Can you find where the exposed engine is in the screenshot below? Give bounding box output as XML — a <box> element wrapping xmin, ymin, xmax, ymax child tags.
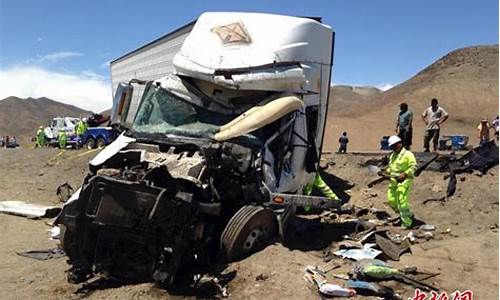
<box><xmin>58</xmin><ymin>139</ymin><xmax>268</xmax><ymax>286</ymax></box>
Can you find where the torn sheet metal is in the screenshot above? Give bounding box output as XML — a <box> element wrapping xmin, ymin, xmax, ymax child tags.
<box><xmin>0</xmin><ymin>201</ymin><xmax>61</xmax><ymax>218</ymax></box>
<box><xmin>17</xmin><ymin>248</ymin><xmax>65</xmax><ymax>260</ymax></box>
<box><xmin>334</xmin><ymin>243</ymin><xmax>382</xmax><ymax>261</ymax></box>
<box><xmin>90</xmin><ymin>133</ymin><xmax>136</xmax><ymax>166</ymax></box>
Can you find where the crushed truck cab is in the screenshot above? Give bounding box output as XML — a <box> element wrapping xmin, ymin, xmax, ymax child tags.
<box><xmin>58</xmin><ymin>12</ymin><xmax>335</xmax><ymax>286</ymax></box>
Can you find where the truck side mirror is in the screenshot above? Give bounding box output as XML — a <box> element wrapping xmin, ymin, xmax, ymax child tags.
<box><xmin>111</xmin><ymin>83</ymin><xmax>133</xmax><ymax>127</ymax></box>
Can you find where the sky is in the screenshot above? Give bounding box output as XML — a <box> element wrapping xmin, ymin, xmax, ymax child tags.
<box><xmin>0</xmin><ymin>0</ymin><xmax>498</xmax><ymax>112</ymax></box>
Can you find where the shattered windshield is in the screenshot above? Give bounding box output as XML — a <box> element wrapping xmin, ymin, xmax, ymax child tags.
<box><xmin>132</xmin><ymin>85</ymin><xmax>233</xmax><ymax>138</ymax></box>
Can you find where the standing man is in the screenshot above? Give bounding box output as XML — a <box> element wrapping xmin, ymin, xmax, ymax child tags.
<box><xmin>379</xmin><ymin>136</ymin><xmax>416</xmax><ymax>228</ymax></box>
<box><xmin>477</xmin><ymin>117</ymin><xmax>492</xmax><ymax>145</ymax></box>
<box><xmin>422</xmin><ymin>98</ymin><xmax>448</xmax><ymax>152</ymax></box>
<box><xmin>395</xmin><ymin>102</ymin><xmax>413</xmax><ymax>149</ymax></box>
<box><xmin>338</xmin><ymin>131</ymin><xmax>349</xmax><ymax>153</ymax></box>
<box><xmin>76</xmin><ymin>118</ymin><xmax>88</xmax><ymax>146</ymax></box>
<box><xmin>36</xmin><ymin>126</ymin><xmax>45</xmax><ymax>148</ymax></box>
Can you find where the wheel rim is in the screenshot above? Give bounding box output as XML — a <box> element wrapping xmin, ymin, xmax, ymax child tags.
<box><xmin>243</xmin><ymin>226</ymin><xmax>268</xmax><ymax>250</ymax></box>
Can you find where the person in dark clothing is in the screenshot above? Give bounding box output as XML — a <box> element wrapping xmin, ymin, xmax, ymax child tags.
<box><xmin>396</xmin><ymin>102</ymin><xmax>413</xmax><ymax>149</ymax></box>
<box><xmin>338</xmin><ymin>132</ymin><xmax>349</xmax><ymax>153</ymax></box>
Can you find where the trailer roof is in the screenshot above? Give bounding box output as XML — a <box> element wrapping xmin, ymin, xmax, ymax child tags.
<box><xmin>110</xmin><ymin>19</ymin><xmax>197</xmax><ymax>65</ymax></box>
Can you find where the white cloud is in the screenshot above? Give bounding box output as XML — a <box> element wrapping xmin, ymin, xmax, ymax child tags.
<box><xmin>37</xmin><ymin>51</ymin><xmax>83</xmax><ymax>62</ymax></box>
<box><xmin>376</xmin><ymin>83</ymin><xmax>394</xmax><ymax>91</ymax></box>
<box><xmin>0</xmin><ymin>65</ymin><xmax>112</xmax><ymax>112</ymax></box>
<box><xmin>99</xmin><ymin>60</ymin><xmax>111</xmax><ymax>69</ymax></box>
<box><xmin>36</xmin><ymin>37</ymin><xmax>43</xmax><ymax>42</ymax></box>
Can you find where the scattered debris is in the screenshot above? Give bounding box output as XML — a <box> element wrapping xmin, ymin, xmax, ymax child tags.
<box><xmin>193</xmin><ymin>274</ymin><xmax>229</xmax><ymax>298</ymax></box>
<box><xmin>334</xmin><ymin>243</ymin><xmax>382</xmax><ymax>261</ymax></box>
<box><xmin>375</xmin><ymin>233</ymin><xmax>411</xmax><ymax>261</ymax></box>
<box><xmin>56</xmin><ymin>182</ymin><xmax>74</xmax><ymax>203</ymax></box>
<box><xmin>420</xmin><ymin>224</ymin><xmax>436</xmax><ymax>231</ymax></box>
<box><xmin>17</xmin><ymin>247</ymin><xmax>65</xmax><ymax>260</ymax></box>
<box><xmin>255</xmin><ymin>274</ymin><xmax>269</xmax><ymax>281</ymax></box>
<box><xmin>345</xmin><ymin>279</ymin><xmax>401</xmax><ymax>299</ymax></box>
<box><xmin>48</xmin><ymin>226</ymin><xmax>60</xmax><ymax>240</ymax></box>
<box><xmin>319</xmin><ymin>283</ymin><xmax>356</xmax><ymax>297</ymax></box>
<box><xmin>0</xmin><ymin>201</ymin><xmax>61</xmax><ymax>218</ymax></box>
<box><xmin>353</xmin><ymin>259</ymin><xmax>438</xmax><ymax>292</ymax></box>
<box><xmin>304</xmin><ymin>266</ymin><xmax>356</xmax><ymax>297</ymax></box>
<box><xmin>404</xmin><ymin>231</ymin><xmax>416</xmax><ymax>243</ymax></box>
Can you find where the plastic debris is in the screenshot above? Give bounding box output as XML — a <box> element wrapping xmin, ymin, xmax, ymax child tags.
<box><xmin>345</xmin><ymin>280</ymin><xmax>400</xmax><ymax>299</ymax></box>
<box><xmin>420</xmin><ymin>224</ymin><xmax>436</xmax><ymax>231</ymax></box>
<box><xmin>353</xmin><ymin>259</ymin><xmax>438</xmax><ymax>292</ymax></box>
<box><xmin>404</xmin><ymin>231</ymin><xmax>416</xmax><ymax>243</ymax></box>
<box><xmin>319</xmin><ymin>283</ymin><xmax>356</xmax><ymax>297</ymax></box>
<box><xmin>334</xmin><ymin>243</ymin><xmax>381</xmax><ymax>260</ymax></box>
<box><xmin>48</xmin><ymin>226</ymin><xmax>60</xmax><ymax>240</ymax></box>
<box><xmin>0</xmin><ymin>201</ymin><xmax>61</xmax><ymax>218</ymax></box>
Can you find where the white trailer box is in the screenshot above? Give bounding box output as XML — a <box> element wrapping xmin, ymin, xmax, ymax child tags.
<box><xmin>110</xmin><ymin>21</ymin><xmax>196</xmax><ymax>125</ymax></box>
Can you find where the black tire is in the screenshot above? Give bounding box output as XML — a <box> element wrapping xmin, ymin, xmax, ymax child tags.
<box><xmin>85</xmin><ymin>138</ymin><xmax>96</xmax><ymax>150</ymax></box>
<box><xmin>220</xmin><ymin>205</ymin><xmax>278</xmax><ymax>262</ymax></box>
<box><xmin>96</xmin><ymin>138</ymin><xmax>106</xmax><ymax>149</ymax></box>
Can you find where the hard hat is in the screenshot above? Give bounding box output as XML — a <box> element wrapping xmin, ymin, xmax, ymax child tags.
<box><xmin>39</xmin><ymin>126</ymin><xmax>43</xmax><ymax>129</ymax></box>
<box><xmin>388</xmin><ymin>135</ymin><xmax>402</xmax><ymax>147</ymax></box>
<box><xmin>481</xmin><ymin>117</ymin><xmax>488</xmax><ymax>122</ymax></box>
<box><xmin>82</xmin><ymin>117</ymin><xmax>87</xmax><ymax>122</ymax></box>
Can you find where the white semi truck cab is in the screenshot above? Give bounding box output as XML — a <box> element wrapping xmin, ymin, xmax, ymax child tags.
<box><xmin>60</xmin><ymin>12</ymin><xmax>335</xmax><ymax>286</ymax></box>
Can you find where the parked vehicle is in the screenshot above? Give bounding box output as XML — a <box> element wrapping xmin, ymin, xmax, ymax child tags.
<box><xmin>44</xmin><ymin>117</ymin><xmax>79</xmax><ymax>147</ymax></box>
<box><xmin>80</xmin><ymin>127</ymin><xmax>117</xmax><ymax>149</ymax></box>
<box><xmin>58</xmin><ymin>12</ymin><xmax>335</xmax><ymax>286</ymax></box>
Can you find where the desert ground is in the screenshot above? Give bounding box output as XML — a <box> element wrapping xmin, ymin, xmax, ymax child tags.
<box><xmin>0</xmin><ymin>146</ymin><xmax>497</xmax><ymax>299</ymax></box>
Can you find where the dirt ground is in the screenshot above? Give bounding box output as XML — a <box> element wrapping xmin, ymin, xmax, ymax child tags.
<box><xmin>0</xmin><ymin>147</ymin><xmax>498</xmax><ymax>299</ymax></box>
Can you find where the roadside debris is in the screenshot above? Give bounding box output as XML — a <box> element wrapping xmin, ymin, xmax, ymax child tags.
<box><xmin>0</xmin><ymin>201</ymin><xmax>61</xmax><ymax>218</ymax></box>
<box><xmin>345</xmin><ymin>279</ymin><xmax>401</xmax><ymax>299</ymax></box>
<box><xmin>334</xmin><ymin>243</ymin><xmax>382</xmax><ymax>261</ymax></box>
<box><xmin>319</xmin><ymin>283</ymin><xmax>356</xmax><ymax>297</ymax></box>
<box><xmin>353</xmin><ymin>259</ymin><xmax>438</xmax><ymax>292</ymax></box>
<box><xmin>17</xmin><ymin>247</ymin><xmax>65</xmax><ymax>260</ymax></box>
<box><xmin>375</xmin><ymin>233</ymin><xmax>411</xmax><ymax>261</ymax></box>
<box><xmin>304</xmin><ymin>266</ymin><xmax>356</xmax><ymax>297</ymax></box>
<box><xmin>56</xmin><ymin>182</ymin><xmax>74</xmax><ymax>203</ymax></box>
<box><xmin>48</xmin><ymin>226</ymin><xmax>60</xmax><ymax>240</ymax></box>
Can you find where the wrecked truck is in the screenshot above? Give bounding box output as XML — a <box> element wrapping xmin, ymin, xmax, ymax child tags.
<box><xmin>57</xmin><ymin>12</ymin><xmax>335</xmax><ymax>286</ymax></box>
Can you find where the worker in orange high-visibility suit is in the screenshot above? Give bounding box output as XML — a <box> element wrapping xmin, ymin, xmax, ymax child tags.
<box><xmin>380</xmin><ymin>135</ymin><xmax>417</xmax><ymax>228</ymax></box>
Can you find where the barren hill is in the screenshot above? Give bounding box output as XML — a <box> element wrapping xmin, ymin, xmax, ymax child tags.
<box><xmin>0</xmin><ymin>97</ymin><xmax>92</xmax><ymax>143</ymax></box>
<box><xmin>325</xmin><ymin>45</ymin><xmax>499</xmax><ymax>151</ymax></box>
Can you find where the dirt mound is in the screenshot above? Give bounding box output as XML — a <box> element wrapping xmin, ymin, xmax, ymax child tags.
<box><xmin>0</xmin><ymin>97</ymin><xmax>92</xmax><ymax>144</ymax></box>
<box><xmin>329</xmin><ymin>85</ymin><xmax>382</xmax><ymax>117</ymax></box>
<box><xmin>325</xmin><ymin>45</ymin><xmax>499</xmax><ymax>151</ymax></box>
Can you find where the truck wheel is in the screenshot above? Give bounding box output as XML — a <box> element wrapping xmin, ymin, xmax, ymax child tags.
<box><xmin>220</xmin><ymin>205</ymin><xmax>278</xmax><ymax>262</ymax></box>
<box><xmin>85</xmin><ymin>138</ymin><xmax>95</xmax><ymax>150</ymax></box>
<box><xmin>96</xmin><ymin>138</ymin><xmax>106</xmax><ymax>149</ymax></box>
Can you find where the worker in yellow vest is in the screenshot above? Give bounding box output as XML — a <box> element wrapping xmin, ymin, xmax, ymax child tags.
<box><xmin>58</xmin><ymin>130</ymin><xmax>67</xmax><ymax>149</ymax></box>
<box><xmin>36</xmin><ymin>126</ymin><xmax>45</xmax><ymax>148</ymax></box>
<box><xmin>379</xmin><ymin>135</ymin><xmax>417</xmax><ymax>228</ymax></box>
<box><xmin>303</xmin><ymin>172</ymin><xmax>341</xmax><ymax>212</ymax></box>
